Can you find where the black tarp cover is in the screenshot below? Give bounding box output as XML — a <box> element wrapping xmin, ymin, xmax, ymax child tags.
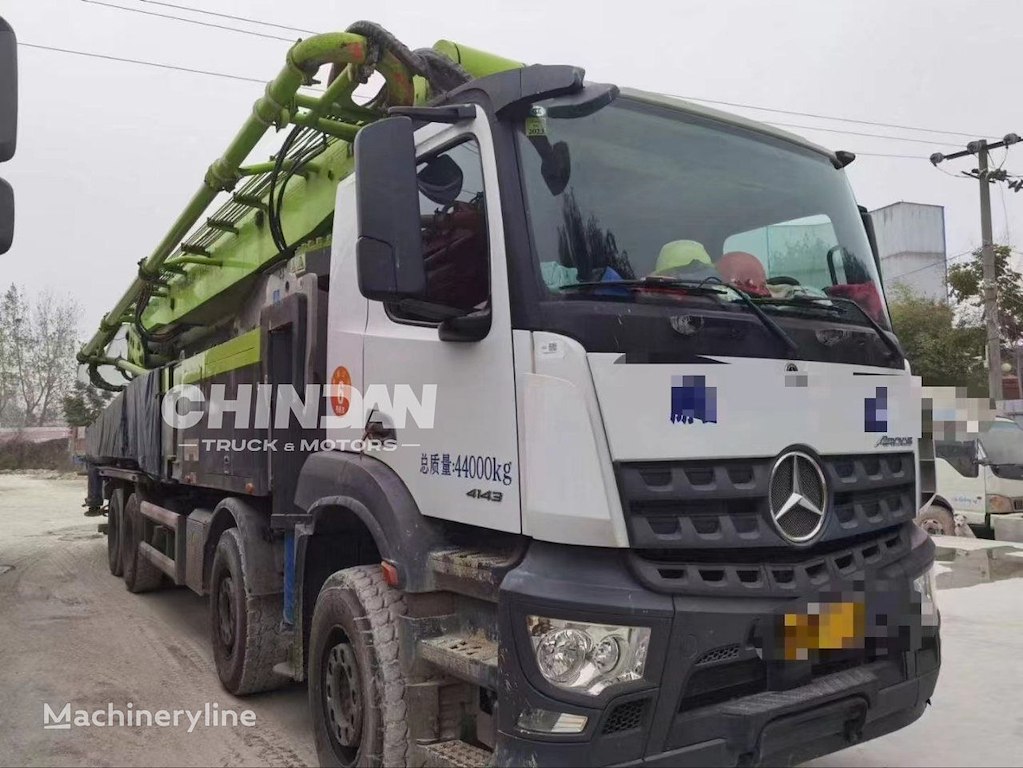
<box><xmin>85</xmin><ymin>370</ymin><xmax>162</xmax><ymax>477</ymax></box>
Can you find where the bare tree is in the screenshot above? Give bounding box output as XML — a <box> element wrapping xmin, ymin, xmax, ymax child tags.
<box><xmin>0</xmin><ymin>286</ymin><xmax>19</xmax><ymax>426</ymax></box>
<box><xmin>0</xmin><ymin>285</ymin><xmax>81</xmax><ymax>427</ymax></box>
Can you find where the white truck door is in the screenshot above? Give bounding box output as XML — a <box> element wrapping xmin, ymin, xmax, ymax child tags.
<box><xmin>361</xmin><ymin>109</ymin><xmax>521</xmax><ymax>532</ymax></box>
<box><xmin>935</xmin><ymin>436</ymin><xmax>985</xmax><ymax>521</ymax></box>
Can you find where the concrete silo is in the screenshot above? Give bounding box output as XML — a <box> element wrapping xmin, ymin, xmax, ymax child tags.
<box><xmin>870</xmin><ymin>202</ymin><xmax>948</xmax><ymax>302</ymax></box>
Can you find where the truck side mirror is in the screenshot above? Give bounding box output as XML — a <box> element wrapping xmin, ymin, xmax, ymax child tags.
<box><xmin>859</xmin><ymin>206</ymin><xmax>882</xmax><ymax>286</ymax></box>
<box><xmin>0</xmin><ymin>17</ymin><xmax>15</xmax><ymax>162</ymax></box>
<box><xmin>0</xmin><ymin>16</ymin><xmax>17</xmax><ymax>255</ymax></box>
<box><xmin>0</xmin><ymin>179</ymin><xmax>12</xmax><ymax>254</ymax></box>
<box><xmin>354</xmin><ymin>116</ymin><xmax>426</xmax><ymax>301</ymax></box>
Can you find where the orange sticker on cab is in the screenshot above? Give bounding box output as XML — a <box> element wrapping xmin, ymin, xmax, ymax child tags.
<box><xmin>330</xmin><ymin>366</ymin><xmax>352</xmax><ymax>416</ymax></box>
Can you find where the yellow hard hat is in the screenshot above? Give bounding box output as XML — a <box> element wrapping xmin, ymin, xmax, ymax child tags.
<box><xmin>655</xmin><ymin>240</ymin><xmax>712</xmax><ymax>275</ymax></box>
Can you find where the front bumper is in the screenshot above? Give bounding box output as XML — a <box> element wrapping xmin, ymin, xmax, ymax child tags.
<box><xmin>494</xmin><ymin>523</ymin><xmax>940</xmax><ymax>767</ymax></box>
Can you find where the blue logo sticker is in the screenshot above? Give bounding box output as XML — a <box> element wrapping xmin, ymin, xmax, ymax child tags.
<box><xmin>670</xmin><ymin>375</ymin><xmax>718</xmax><ymax>425</ymax></box>
<box><xmin>865</xmin><ymin>386</ymin><xmax>888</xmax><ymax>433</ymax></box>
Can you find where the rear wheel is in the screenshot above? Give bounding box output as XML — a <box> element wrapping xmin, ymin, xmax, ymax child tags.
<box><xmin>916</xmin><ymin>502</ymin><xmax>956</xmax><ymax>536</ymax></box>
<box><xmin>106</xmin><ymin>487</ymin><xmax>124</xmax><ymax>577</ymax></box>
<box><xmin>209</xmin><ymin>528</ymin><xmax>287</xmax><ymax>695</ymax></box>
<box><xmin>309</xmin><ymin>565</ymin><xmax>408</xmax><ymax>768</ymax></box>
<box><xmin>121</xmin><ymin>492</ymin><xmax>163</xmax><ymax>593</ymax></box>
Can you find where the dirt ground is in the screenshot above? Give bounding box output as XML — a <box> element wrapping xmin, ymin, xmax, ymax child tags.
<box><xmin>0</xmin><ymin>473</ymin><xmax>316</xmax><ymax>767</ymax></box>
<box><xmin>1</xmin><ymin>471</ymin><xmax>1021</xmax><ymax>767</ymax></box>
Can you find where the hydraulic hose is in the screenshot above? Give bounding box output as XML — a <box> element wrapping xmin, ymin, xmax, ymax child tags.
<box><xmin>78</xmin><ymin>30</ymin><xmax>418</xmax><ymax>372</ymax></box>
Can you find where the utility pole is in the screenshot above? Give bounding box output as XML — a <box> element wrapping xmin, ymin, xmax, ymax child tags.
<box><xmin>932</xmin><ymin>133</ymin><xmax>1021</xmax><ymax>405</ymax></box>
<box><xmin>977</xmin><ymin>141</ymin><xmax>1002</xmax><ymax>404</ymax></box>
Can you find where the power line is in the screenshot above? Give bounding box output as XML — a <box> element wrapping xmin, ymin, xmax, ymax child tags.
<box><xmin>764</xmin><ymin>120</ymin><xmax>963</xmax><ymax>148</ymax></box>
<box><xmin>894</xmin><ymin>248</ymin><xmax>975</xmax><ymax>279</ymax></box>
<box><xmin>18</xmin><ymin>41</ymin><xmax>378</xmax><ymax>96</ymax></box>
<box><xmin>79</xmin><ymin>0</ymin><xmax>296</xmax><ymax>42</ymax></box>
<box><xmin>20</xmin><ymin>41</ymin><xmax>268</xmax><ymax>83</ymax></box>
<box><xmin>664</xmin><ymin>93</ymin><xmax>995</xmax><ymax>141</ymax></box>
<box><xmin>137</xmin><ymin>0</ymin><xmax>317</xmax><ymax>35</ymax></box>
<box><xmin>852</xmin><ymin>151</ymin><xmax>929</xmax><ymax>160</ymax></box>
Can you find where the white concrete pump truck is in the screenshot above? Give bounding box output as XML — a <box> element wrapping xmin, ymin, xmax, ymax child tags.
<box><xmin>79</xmin><ymin>23</ymin><xmax>940</xmax><ymax>767</ymax></box>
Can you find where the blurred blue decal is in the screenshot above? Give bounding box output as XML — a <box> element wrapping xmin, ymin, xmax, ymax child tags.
<box><xmin>670</xmin><ymin>375</ymin><xmax>718</xmax><ymax>425</ymax></box>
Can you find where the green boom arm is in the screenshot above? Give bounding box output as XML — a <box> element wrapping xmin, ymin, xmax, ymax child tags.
<box><xmin>77</xmin><ymin>32</ymin><xmax>415</xmax><ymax>376</ymax></box>
<box><xmin>78</xmin><ymin>28</ymin><xmax>523</xmax><ymax>389</ymax></box>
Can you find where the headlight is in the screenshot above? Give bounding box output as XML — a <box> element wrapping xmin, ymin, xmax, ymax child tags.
<box><xmin>527</xmin><ymin>616</ymin><xmax>650</xmax><ymax>695</ymax></box>
<box><xmin>912</xmin><ymin>567</ymin><xmax>939</xmax><ymax>627</ymax></box>
<box><xmin>987</xmin><ymin>494</ymin><xmax>1013</xmax><ymax>513</ymax></box>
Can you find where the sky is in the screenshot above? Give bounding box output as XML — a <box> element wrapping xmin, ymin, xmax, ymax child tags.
<box><xmin>3</xmin><ymin>0</ymin><xmax>1022</xmax><ymax>340</ymax></box>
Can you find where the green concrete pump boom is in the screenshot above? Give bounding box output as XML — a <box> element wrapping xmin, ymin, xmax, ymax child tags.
<box><xmin>77</xmin><ymin>25</ymin><xmax>522</xmax><ymax>390</ymax></box>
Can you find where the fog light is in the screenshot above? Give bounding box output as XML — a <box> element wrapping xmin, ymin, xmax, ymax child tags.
<box><xmin>517</xmin><ymin>707</ymin><xmax>588</xmax><ymax>734</ymax></box>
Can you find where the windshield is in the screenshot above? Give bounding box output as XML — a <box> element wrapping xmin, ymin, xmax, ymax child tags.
<box><xmin>981</xmin><ymin>420</ymin><xmax>1023</xmax><ymax>465</ymax></box>
<box><xmin>516</xmin><ymin>96</ymin><xmax>891</xmax><ymax>330</ymax></box>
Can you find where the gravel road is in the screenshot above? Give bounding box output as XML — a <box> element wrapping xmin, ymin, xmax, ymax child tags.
<box><xmin>1</xmin><ymin>471</ymin><xmax>1021</xmax><ymax>767</ymax></box>
<box><xmin>0</xmin><ymin>472</ymin><xmax>316</xmax><ymax>767</ymax></box>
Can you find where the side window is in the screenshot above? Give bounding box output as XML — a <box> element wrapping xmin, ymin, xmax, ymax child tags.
<box><xmin>390</xmin><ymin>138</ymin><xmax>489</xmax><ymax>323</ymax></box>
<box><xmin>935</xmin><ymin>439</ymin><xmax>979</xmax><ymax>478</ymax></box>
<box><xmin>723</xmin><ymin>215</ymin><xmax>838</xmax><ymax>287</ymax></box>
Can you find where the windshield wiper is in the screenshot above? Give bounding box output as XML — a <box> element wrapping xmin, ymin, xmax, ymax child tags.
<box><xmin>558</xmin><ymin>277</ymin><xmax>722</xmax><ymax>294</ymax></box>
<box><xmin>559</xmin><ymin>277</ymin><xmax>798</xmax><ymax>353</ymax></box>
<box><xmin>754</xmin><ymin>295</ymin><xmax>903</xmax><ymax>362</ymax></box>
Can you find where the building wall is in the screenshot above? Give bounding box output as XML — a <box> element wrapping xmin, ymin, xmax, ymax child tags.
<box><xmin>870</xmin><ymin>202</ymin><xmax>947</xmax><ymax>302</ymax></box>
<box><xmin>0</xmin><ymin>426</ymin><xmax>71</xmax><ymax>445</ymax></box>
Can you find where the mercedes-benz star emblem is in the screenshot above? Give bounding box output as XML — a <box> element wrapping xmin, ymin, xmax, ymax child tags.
<box><xmin>769</xmin><ymin>451</ymin><xmax>828</xmax><ymax>543</ymax></box>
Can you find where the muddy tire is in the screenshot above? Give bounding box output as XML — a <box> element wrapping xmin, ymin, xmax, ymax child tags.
<box><xmin>209</xmin><ymin>528</ymin><xmax>287</xmax><ymax>696</ymax></box>
<box><xmin>916</xmin><ymin>502</ymin><xmax>956</xmax><ymax>536</ymax></box>
<box><xmin>122</xmin><ymin>492</ymin><xmax>164</xmax><ymax>593</ymax></box>
<box><xmin>106</xmin><ymin>487</ymin><xmax>124</xmax><ymax>577</ymax></box>
<box><xmin>309</xmin><ymin>565</ymin><xmax>408</xmax><ymax>768</ymax></box>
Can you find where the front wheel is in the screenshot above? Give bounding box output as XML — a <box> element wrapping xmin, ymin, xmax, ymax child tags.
<box><xmin>308</xmin><ymin>565</ymin><xmax>409</xmax><ymax>768</ymax></box>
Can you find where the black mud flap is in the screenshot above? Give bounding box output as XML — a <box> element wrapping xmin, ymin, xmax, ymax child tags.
<box><xmin>754</xmin><ymin>696</ymin><xmax>868</xmax><ymax>766</ymax></box>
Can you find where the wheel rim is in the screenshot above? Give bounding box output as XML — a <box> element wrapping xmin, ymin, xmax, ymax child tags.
<box><xmin>217</xmin><ymin>576</ymin><xmax>236</xmax><ymax>654</ymax></box>
<box><xmin>324</xmin><ymin>640</ymin><xmax>363</xmax><ymax>759</ymax></box>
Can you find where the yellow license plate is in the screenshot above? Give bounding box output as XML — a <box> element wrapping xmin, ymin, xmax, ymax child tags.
<box><xmin>782</xmin><ymin>602</ymin><xmax>865</xmax><ymax>661</ymax></box>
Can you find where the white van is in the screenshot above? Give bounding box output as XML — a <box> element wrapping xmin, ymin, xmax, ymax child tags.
<box><xmin>922</xmin><ymin>416</ymin><xmax>1023</xmax><ymax>534</ymax></box>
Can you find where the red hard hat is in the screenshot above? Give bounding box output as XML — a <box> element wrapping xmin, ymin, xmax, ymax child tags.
<box><xmin>719</xmin><ymin>251</ymin><xmax>769</xmax><ymax>296</ymax></box>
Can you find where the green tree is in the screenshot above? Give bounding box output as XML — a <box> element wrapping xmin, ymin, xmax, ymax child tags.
<box><xmin>947</xmin><ymin>244</ymin><xmax>1023</xmax><ymax>352</ymax></box>
<box><xmin>62</xmin><ymin>380</ymin><xmax>112</xmax><ymax>427</ymax></box>
<box><xmin>888</xmin><ymin>286</ymin><xmax>986</xmax><ymax>396</ymax></box>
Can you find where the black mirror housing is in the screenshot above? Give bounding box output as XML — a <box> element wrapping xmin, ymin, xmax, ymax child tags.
<box><xmin>545</xmin><ymin>83</ymin><xmax>619</xmax><ymax>120</ymax></box>
<box><xmin>439</xmin><ymin>306</ymin><xmax>491</xmax><ymax>342</ymax></box>
<box><xmin>860</xmin><ymin>206</ymin><xmax>883</xmax><ymax>286</ymax></box>
<box><xmin>0</xmin><ymin>17</ymin><xmax>17</xmax><ymax>162</ymax></box>
<box><xmin>355</xmin><ymin>116</ymin><xmax>426</xmax><ymax>302</ymax></box>
<box><xmin>0</xmin><ymin>178</ymin><xmax>12</xmax><ymax>254</ymax></box>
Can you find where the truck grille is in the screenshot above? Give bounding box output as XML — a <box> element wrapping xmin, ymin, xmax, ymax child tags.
<box><xmin>615</xmin><ymin>452</ymin><xmax>914</xmax><ymax>550</ymax></box>
<box><xmin>628</xmin><ymin>526</ymin><xmax>910</xmax><ymax>597</ymax></box>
